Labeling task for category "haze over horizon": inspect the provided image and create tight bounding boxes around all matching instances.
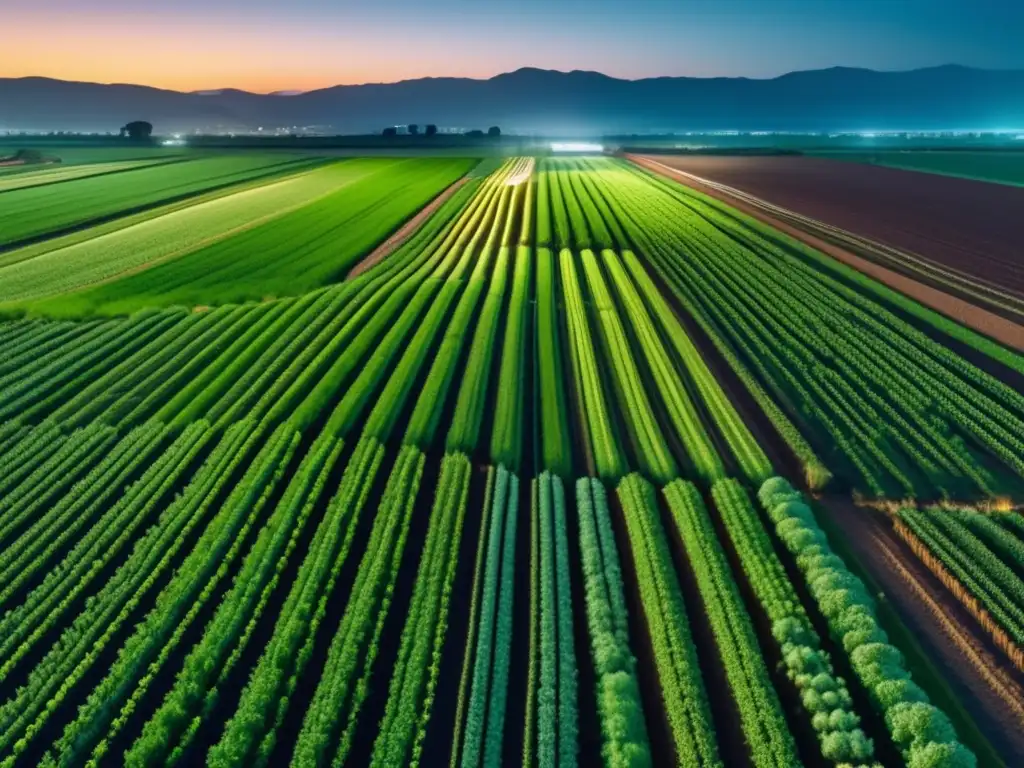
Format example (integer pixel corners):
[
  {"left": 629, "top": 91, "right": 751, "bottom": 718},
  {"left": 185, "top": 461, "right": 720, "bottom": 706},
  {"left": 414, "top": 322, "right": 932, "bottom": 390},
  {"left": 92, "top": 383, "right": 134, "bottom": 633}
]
[{"left": 6, "top": 0, "right": 1024, "bottom": 94}]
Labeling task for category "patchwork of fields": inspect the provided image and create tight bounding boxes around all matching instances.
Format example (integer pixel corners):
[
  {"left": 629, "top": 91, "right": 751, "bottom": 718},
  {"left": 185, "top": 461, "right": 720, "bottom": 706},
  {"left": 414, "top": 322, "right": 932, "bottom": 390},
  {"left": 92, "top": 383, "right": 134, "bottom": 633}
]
[{"left": 0, "top": 151, "right": 1021, "bottom": 767}]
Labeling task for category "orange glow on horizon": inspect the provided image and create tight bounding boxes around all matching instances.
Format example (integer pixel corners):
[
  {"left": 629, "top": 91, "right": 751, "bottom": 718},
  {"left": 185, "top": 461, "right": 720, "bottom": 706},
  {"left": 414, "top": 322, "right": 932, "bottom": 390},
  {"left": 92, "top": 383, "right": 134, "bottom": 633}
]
[{"left": 2, "top": 15, "right": 508, "bottom": 93}]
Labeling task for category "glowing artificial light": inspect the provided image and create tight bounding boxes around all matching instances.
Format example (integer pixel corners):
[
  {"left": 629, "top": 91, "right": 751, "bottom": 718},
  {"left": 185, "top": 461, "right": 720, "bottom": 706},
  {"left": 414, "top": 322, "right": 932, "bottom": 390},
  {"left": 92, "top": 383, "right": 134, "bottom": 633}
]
[{"left": 550, "top": 142, "right": 604, "bottom": 153}]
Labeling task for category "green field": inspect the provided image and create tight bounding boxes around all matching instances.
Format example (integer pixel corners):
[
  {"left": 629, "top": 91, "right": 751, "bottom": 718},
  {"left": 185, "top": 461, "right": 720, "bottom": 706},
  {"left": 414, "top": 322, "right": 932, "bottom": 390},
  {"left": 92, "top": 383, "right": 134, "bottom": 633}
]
[
  {"left": 0, "top": 152, "right": 1018, "bottom": 767},
  {"left": 0, "top": 156, "right": 472, "bottom": 312},
  {"left": 814, "top": 149, "right": 1024, "bottom": 186}
]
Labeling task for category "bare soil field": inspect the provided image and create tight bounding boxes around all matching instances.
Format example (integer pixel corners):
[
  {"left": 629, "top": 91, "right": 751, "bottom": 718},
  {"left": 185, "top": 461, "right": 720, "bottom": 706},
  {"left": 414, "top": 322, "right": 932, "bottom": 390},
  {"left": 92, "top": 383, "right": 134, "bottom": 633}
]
[
  {"left": 634, "top": 154, "right": 1024, "bottom": 297},
  {"left": 818, "top": 498, "right": 1024, "bottom": 763}
]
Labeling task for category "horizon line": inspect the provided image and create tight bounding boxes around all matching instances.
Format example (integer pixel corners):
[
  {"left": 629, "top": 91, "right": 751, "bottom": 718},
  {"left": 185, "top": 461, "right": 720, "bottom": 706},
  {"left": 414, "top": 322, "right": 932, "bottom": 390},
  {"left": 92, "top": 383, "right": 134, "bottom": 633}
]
[{"left": 2, "top": 62, "right": 1011, "bottom": 97}]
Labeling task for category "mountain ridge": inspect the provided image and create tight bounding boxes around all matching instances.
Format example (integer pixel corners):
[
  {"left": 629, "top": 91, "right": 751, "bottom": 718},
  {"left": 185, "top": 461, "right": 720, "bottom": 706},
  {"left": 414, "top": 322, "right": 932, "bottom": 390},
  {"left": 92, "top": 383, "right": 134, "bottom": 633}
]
[{"left": 2, "top": 65, "right": 1022, "bottom": 134}]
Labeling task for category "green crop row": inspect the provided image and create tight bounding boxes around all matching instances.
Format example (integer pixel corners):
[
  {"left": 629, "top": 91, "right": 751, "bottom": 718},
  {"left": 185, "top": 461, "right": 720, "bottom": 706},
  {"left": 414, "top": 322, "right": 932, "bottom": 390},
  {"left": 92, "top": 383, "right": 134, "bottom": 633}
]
[
  {"left": 0, "top": 156, "right": 179, "bottom": 194},
  {"left": 759, "top": 477, "right": 976, "bottom": 767},
  {"left": 616, "top": 474, "right": 721, "bottom": 767},
  {"left": 712, "top": 479, "right": 875, "bottom": 766},
  {"left": 56, "top": 158, "right": 475, "bottom": 314},
  {"left": 896, "top": 507, "right": 1024, "bottom": 647},
  {"left": 0, "top": 153, "right": 324, "bottom": 250},
  {"left": 292, "top": 444, "right": 425, "bottom": 768},
  {"left": 949, "top": 510, "right": 1024, "bottom": 571},
  {"left": 664, "top": 480, "right": 800, "bottom": 768},
  {"left": 525, "top": 471, "right": 578, "bottom": 768},
  {"left": 490, "top": 245, "right": 532, "bottom": 469},
  {"left": 0, "top": 419, "right": 285, "bottom": 764},
  {"left": 0, "top": 421, "right": 180, "bottom": 620},
  {"left": 576, "top": 477, "right": 652, "bottom": 768},
  {"left": 597, "top": 158, "right": 1024, "bottom": 498},
  {"left": 536, "top": 247, "right": 573, "bottom": 477},
  {"left": 372, "top": 453, "right": 472, "bottom": 768},
  {"left": 580, "top": 249, "right": 676, "bottom": 484},
  {"left": 560, "top": 249, "right": 625, "bottom": 480},
  {"left": 455, "top": 465, "right": 520, "bottom": 768}
]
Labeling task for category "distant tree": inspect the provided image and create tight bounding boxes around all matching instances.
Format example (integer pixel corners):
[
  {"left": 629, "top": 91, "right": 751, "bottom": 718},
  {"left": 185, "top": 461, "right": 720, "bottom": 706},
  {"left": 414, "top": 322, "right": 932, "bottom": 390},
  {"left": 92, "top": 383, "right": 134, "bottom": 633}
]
[
  {"left": 382, "top": 127, "right": 398, "bottom": 137},
  {"left": 121, "top": 120, "right": 153, "bottom": 140},
  {"left": 408, "top": 124, "right": 420, "bottom": 136},
  {"left": 487, "top": 125, "right": 501, "bottom": 137},
  {"left": 13, "top": 149, "right": 44, "bottom": 163},
  {"left": 465, "top": 129, "right": 484, "bottom": 138},
  {"left": 425, "top": 124, "right": 438, "bottom": 136}
]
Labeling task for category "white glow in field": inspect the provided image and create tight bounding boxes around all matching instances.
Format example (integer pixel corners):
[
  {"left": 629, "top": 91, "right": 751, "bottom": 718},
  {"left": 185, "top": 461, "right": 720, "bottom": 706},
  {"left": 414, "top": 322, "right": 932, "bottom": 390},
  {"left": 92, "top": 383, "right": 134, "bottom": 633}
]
[
  {"left": 505, "top": 157, "right": 536, "bottom": 186},
  {"left": 550, "top": 142, "right": 603, "bottom": 153}
]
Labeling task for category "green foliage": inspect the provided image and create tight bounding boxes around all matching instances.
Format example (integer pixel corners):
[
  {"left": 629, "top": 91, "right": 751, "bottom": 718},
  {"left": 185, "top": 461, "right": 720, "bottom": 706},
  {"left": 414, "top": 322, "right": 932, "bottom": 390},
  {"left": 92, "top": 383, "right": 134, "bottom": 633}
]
[
  {"left": 372, "top": 453, "right": 472, "bottom": 768},
  {"left": 576, "top": 477, "right": 652, "bottom": 767},
  {"left": 20, "top": 158, "right": 473, "bottom": 314},
  {"left": 530, "top": 471, "right": 578, "bottom": 768},
  {"left": 607, "top": 157, "right": 1024, "bottom": 498},
  {"left": 758, "top": 477, "right": 976, "bottom": 768},
  {"left": 459, "top": 465, "right": 520, "bottom": 768},
  {"left": 0, "top": 153, "right": 321, "bottom": 250},
  {"left": 536, "top": 247, "right": 573, "bottom": 476},
  {"left": 616, "top": 474, "right": 721, "bottom": 767},
  {"left": 664, "top": 479, "right": 800, "bottom": 767},
  {"left": 560, "top": 249, "right": 625, "bottom": 480},
  {"left": 897, "top": 507, "right": 1024, "bottom": 645},
  {"left": 712, "top": 479, "right": 874, "bottom": 765},
  {"left": 490, "top": 245, "right": 531, "bottom": 469},
  {"left": 292, "top": 445, "right": 425, "bottom": 768}
]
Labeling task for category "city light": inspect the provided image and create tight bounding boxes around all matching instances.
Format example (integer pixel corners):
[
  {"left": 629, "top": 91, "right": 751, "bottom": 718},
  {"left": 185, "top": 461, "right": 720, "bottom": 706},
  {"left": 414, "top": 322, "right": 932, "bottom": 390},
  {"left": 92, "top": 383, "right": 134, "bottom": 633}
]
[{"left": 550, "top": 141, "right": 603, "bottom": 153}]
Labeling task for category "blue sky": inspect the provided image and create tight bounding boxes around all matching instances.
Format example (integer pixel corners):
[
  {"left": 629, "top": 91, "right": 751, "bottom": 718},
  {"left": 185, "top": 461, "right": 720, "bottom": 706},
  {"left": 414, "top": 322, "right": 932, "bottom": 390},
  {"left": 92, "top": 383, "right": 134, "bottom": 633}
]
[{"left": 6, "top": 0, "right": 1023, "bottom": 91}]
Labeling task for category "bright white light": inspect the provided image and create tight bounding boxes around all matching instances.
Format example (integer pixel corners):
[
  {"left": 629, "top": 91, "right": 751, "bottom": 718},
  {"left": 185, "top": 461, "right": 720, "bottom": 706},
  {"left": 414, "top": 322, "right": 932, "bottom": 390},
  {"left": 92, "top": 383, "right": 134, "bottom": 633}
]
[
  {"left": 505, "top": 157, "right": 536, "bottom": 186},
  {"left": 550, "top": 142, "right": 604, "bottom": 153},
  {"left": 161, "top": 138, "right": 186, "bottom": 146}
]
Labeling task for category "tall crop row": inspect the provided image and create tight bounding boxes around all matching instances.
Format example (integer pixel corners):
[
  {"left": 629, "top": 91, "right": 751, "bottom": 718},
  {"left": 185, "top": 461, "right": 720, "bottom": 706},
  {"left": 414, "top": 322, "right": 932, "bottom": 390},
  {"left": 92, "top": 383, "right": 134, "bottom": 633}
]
[
  {"left": 292, "top": 445, "right": 425, "bottom": 768},
  {"left": 559, "top": 249, "right": 625, "bottom": 480},
  {"left": 575, "top": 477, "right": 652, "bottom": 767},
  {"left": 455, "top": 465, "right": 520, "bottom": 768},
  {"left": 535, "top": 247, "right": 573, "bottom": 477},
  {"left": 579, "top": 249, "right": 676, "bottom": 484},
  {"left": 523, "top": 471, "right": 578, "bottom": 768},
  {"left": 370, "top": 453, "right": 472, "bottom": 768},
  {"left": 711, "top": 479, "right": 875, "bottom": 765},
  {"left": 663, "top": 480, "right": 799, "bottom": 768},
  {"left": 758, "top": 477, "right": 976, "bottom": 766},
  {"left": 616, "top": 474, "right": 721, "bottom": 767}
]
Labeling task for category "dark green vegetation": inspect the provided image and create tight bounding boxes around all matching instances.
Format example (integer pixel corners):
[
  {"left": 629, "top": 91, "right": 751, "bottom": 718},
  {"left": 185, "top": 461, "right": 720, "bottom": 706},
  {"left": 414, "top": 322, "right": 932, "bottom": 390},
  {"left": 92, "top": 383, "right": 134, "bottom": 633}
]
[
  {"left": 0, "top": 151, "right": 1018, "bottom": 767},
  {"left": 815, "top": 150, "right": 1024, "bottom": 187}
]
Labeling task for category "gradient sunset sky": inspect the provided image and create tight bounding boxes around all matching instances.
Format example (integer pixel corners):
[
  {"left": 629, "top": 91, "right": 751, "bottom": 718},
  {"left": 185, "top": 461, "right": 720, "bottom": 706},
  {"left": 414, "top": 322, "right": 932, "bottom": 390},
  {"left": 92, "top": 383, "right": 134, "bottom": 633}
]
[{"left": 6, "top": 0, "right": 1023, "bottom": 93}]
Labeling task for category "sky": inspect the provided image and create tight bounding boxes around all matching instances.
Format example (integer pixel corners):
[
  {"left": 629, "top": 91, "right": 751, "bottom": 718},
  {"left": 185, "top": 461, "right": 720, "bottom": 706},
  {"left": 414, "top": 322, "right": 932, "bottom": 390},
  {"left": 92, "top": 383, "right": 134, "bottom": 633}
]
[{"left": 3, "top": 0, "right": 1023, "bottom": 93}]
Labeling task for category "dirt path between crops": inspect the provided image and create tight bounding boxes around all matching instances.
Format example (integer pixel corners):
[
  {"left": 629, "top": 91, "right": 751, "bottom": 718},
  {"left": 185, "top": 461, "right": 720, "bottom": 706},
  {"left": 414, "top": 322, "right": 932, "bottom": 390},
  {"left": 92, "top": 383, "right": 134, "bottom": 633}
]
[
  {"left": 346, "top": 176, "right": 469, "bottom": 280},
  {"left": 818, "top": 498, "right": 1024, "bottom": 760},
  {"left": 630, "top": 156, "right": 1024, "bottom": 353}
]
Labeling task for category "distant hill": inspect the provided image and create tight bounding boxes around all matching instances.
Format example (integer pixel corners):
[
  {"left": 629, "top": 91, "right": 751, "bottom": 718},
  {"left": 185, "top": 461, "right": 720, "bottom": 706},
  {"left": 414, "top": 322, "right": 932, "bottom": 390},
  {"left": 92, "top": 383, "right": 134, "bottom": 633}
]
[{"left": 2, "top": 65, "right": 1023, "bottom": 134}]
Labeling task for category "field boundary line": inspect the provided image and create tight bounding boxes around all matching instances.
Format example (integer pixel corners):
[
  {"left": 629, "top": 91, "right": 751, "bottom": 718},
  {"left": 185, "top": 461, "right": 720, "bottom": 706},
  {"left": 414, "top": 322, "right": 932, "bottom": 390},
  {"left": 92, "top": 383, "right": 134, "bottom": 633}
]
[{"left": 347, "top": 175, "right": 470, "bottom": 280}]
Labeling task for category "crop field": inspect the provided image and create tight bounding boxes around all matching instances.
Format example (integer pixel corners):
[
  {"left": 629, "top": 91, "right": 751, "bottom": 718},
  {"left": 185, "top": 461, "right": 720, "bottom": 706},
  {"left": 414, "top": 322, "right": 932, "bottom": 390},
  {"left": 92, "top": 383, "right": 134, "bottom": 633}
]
[
  {"left": 0, "top": 150, "right": 1021, "bottom": 767},
  {"left": 634, "top": 154, "right": 1024, "bottom": 317},
  {"left": 814, "top": 150, "right": 1024, "bottom": 188}
]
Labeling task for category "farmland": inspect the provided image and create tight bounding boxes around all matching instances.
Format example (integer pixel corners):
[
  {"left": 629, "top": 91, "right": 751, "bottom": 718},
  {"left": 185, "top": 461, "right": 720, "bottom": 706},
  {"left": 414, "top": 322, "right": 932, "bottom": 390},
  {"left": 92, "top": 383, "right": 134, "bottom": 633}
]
[
  {"left": 814, "top": 150, "right": 1024, "bottom": 188},
  {"left": 634, "top": 154, "right": 1024, "bottom": 322},
  {"left": 0, "top": 149, "right": 1021, "bottom": 768}
]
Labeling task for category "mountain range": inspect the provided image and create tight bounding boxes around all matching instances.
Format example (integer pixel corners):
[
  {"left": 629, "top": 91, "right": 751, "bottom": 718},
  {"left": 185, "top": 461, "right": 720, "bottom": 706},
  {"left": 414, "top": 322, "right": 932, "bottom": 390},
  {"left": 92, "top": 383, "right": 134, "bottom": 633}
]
[{"left": 2, "top": 65, "right": 1023, "bottom": 135}]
